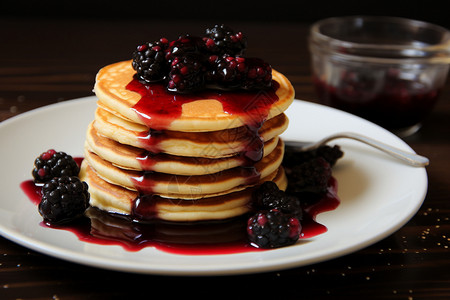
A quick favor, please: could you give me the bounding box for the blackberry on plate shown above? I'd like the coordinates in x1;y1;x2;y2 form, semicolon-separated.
252;181;303;220
167;53;206;93
39;176;90;224
32;149;79;183
284;144;343;167
286;157;332;195
316;145;344;167
247;209;301;248
132;38;169;83
204;24;247;56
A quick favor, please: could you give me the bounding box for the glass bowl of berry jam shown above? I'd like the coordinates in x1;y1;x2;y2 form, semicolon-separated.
309;16;450;136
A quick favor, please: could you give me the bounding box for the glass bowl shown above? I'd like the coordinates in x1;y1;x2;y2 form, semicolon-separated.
309;16;450;136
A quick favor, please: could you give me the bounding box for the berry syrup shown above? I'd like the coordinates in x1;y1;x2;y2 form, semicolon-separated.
126;77;280;162
127;77;280;130
130;165;260;196
20;150;341;255
21;77;339;254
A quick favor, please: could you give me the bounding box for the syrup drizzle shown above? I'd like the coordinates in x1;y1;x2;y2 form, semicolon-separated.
136;129;164;154
127;77;280;130
20;76;339;254
20;168;340;255
129;165;260;197
126;77;279;163
135;150;254;172
124;78;279;197
130;165;261;222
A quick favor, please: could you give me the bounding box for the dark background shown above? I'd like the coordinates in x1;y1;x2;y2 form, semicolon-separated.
1;0;449;28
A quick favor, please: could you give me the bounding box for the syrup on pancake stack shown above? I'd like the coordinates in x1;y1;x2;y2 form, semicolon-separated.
79;25;295;222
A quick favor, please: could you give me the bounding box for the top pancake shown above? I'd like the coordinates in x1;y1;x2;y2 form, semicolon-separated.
94;60;295;132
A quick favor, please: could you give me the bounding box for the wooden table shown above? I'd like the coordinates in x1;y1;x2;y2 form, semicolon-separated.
1;18;449;299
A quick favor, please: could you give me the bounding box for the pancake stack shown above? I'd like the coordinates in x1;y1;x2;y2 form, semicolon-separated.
80;60;295;222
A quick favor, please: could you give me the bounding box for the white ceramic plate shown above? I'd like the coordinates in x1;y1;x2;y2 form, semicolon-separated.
0;97;428;275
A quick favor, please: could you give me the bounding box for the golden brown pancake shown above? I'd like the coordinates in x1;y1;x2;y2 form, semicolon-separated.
92;107;288;157
94;60;295;132
85;122;280;175
79;161;287;222
81;59;294;222
82;138;284;198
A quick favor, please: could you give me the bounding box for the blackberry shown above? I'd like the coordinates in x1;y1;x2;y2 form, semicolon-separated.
165;35;205;64
32;149;79;183
252;181;280;202
247;209;301;248
132;38;169;83
205;55;246;89
284;145;343;167
252;181;303;220
204;24;247;56
286;157;332;195
206;55;272;90
167;53;206;93
241;57;272;90
39;176;90;224
316;145;344;167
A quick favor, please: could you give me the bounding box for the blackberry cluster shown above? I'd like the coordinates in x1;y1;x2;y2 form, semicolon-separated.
39;176;90;224
32;149;79;183
247;181;303;248
32;149;90;224
131;24;272;93
246;145;344;249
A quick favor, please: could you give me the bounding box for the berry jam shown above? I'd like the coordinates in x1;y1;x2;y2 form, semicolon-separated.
20;180;42;205
127;77;279;162
20;149;341;255
129;165;260;196
313;74;440;130
127;77;280;130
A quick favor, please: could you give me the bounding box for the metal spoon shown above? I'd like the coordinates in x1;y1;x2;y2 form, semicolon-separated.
284;132;429;167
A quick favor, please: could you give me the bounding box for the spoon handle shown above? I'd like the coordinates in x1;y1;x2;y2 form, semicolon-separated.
296;132;430;167
319;132;429;167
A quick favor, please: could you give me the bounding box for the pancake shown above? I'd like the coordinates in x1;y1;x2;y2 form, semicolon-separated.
92;107;289;157
85;122;280;175
79;161;288;222
82;138;285;198
81;58;294;222
94;60;295;132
